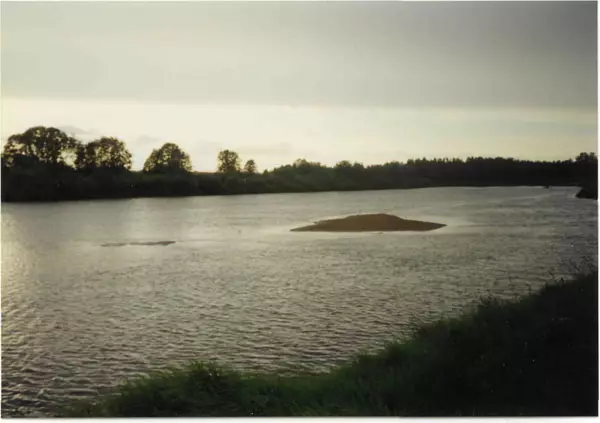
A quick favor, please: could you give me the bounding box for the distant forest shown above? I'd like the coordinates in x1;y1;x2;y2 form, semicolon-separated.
1;126;597;202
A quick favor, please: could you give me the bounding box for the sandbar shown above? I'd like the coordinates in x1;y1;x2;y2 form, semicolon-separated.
291;213;445;232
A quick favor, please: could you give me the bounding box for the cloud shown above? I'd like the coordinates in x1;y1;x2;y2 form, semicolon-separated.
238;142;293;156
132;134;164;147
2;2;595;110
195;140;222;150
57;125;89;135
57;125;101;142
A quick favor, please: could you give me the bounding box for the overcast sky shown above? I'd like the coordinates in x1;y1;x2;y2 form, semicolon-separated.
2;1;597;171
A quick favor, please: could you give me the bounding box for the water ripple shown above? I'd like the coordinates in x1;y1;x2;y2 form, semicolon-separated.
2;187;597;416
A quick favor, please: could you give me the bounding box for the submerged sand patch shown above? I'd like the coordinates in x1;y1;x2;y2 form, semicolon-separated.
291;213;445;232
101;241;175;247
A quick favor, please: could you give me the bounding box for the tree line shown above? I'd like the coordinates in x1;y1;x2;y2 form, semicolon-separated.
1;125;597;202
1;126;255;174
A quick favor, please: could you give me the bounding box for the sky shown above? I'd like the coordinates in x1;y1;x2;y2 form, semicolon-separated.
1;1;597;171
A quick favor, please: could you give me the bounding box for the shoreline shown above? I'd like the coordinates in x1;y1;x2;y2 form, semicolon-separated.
1;183;586;204
59;271;598;417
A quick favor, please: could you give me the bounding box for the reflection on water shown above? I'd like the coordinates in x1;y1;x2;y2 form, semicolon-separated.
1;187;597;416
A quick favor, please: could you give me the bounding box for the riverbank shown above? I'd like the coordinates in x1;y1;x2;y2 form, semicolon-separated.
576;179;598;199
62;271;598;417
1;156;592;202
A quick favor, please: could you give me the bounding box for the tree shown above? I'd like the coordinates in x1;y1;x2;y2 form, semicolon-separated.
217;150;241;173
383;161;402;170
334;160;353;178
576;152;598;164
292;158;324;171
352;162;365;171
76;137;132;171
2;126;81;168
335;160;352;169
293;158;310;168
244;159;257;175
143;142;192;173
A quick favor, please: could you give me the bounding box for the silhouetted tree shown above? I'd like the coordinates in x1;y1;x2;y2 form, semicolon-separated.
0;125;593;202
2;126;81;168
293;158;310;168
76;137;132;171
576;152;598;164
573;152;598;199
244;159;257;175
217;150;241;173
290;158;325;173
335;160;352;169
143;143;192;173
335;160;353;177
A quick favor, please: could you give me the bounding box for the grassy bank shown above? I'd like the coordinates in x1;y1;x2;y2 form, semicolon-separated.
63;272;598;417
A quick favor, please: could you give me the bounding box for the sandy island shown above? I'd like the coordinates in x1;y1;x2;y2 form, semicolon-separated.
291;213;445;232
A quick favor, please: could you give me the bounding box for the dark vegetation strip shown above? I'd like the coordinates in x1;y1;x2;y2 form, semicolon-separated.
62;271;598;417
1;126;598;202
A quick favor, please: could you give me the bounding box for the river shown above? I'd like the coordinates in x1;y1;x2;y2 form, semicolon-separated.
1;186;597;416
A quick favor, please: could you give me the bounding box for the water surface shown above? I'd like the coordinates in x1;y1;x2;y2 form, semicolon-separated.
2;187;597;416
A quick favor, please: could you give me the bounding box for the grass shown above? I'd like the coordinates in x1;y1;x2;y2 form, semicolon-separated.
62;271;598;417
